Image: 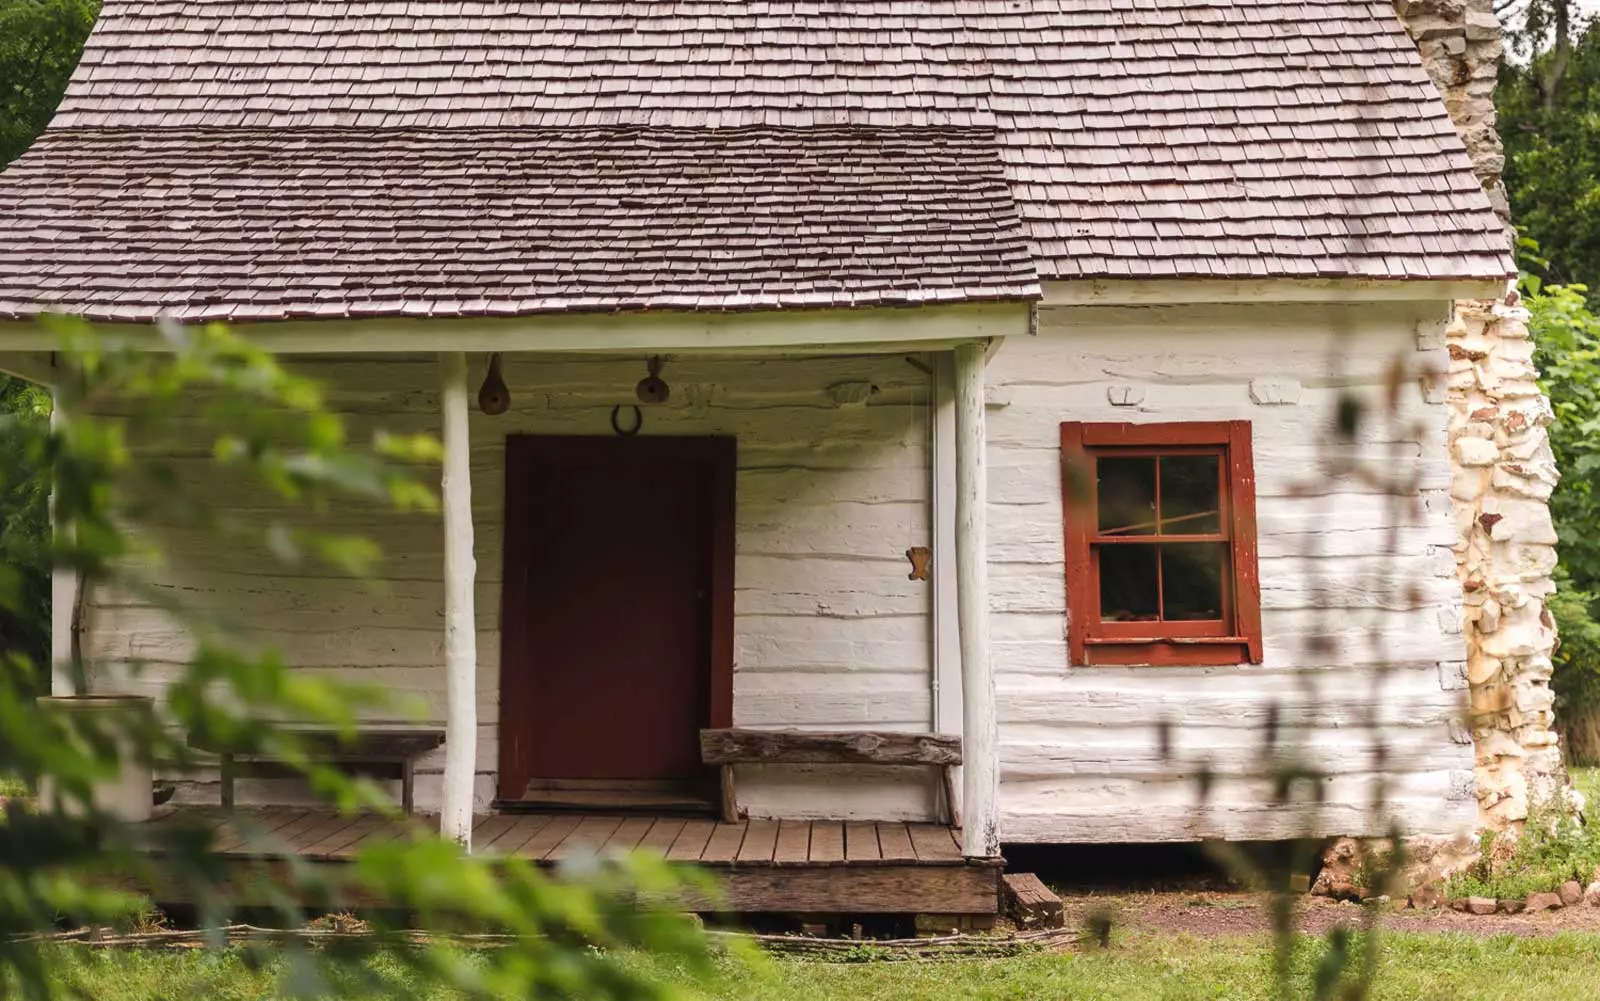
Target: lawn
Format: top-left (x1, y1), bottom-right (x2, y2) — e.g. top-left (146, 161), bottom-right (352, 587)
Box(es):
top-left (1576, 766), bottom-right (1598, 806)
top-left (39, 931), bottom-right (1600, 1001)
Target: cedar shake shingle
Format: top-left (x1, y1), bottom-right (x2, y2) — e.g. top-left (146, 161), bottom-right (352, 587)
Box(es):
top-left (0, 1), bottom-right (1513, 321)
top-left (0, 128), bottom-right (1036, 321)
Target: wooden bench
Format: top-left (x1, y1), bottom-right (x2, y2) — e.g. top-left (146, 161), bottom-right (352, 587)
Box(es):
top-left (699, 728), bottom-right (963, 825)
top-left (189, 727), bottom-right (445, 815)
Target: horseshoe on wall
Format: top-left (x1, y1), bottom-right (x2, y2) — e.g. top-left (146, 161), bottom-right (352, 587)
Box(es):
top-left (610, 404), bottom-right (643, 437)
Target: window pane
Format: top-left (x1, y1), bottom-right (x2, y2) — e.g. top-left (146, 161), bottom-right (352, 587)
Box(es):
top-left (1159, 455), bottom-right (1221, 535)
top-left (1099, 544), bottom-right (1159, 621)
top-left (1162, 543), bottom-right (1227, 621)
top-left (1097, 457), bottom-right (1156, 536)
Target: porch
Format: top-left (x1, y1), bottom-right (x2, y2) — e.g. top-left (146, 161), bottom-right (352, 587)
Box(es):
top-left (31, 304), bottom-right (1030, 871)
top-left (138, 807), bottom-right (1002, 917)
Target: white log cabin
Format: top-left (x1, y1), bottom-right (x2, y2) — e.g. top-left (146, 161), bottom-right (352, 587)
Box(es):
top-left (0, 1), bottom-right (1514, 907)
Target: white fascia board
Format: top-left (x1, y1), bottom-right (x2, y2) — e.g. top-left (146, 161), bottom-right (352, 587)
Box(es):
top-left (1041, 278), bottom-right (1510, 307)
top-left (0, 302), bottom-right (1034, 355)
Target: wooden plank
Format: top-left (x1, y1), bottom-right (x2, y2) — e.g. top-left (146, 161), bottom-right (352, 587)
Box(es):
top-left (699, 822), bottom-right (748, 864)
top-left (713, 865), bottom-right (999, 915)
top-left (202, 816), bottom-right (242, 856)
top-left (479, 815), bottom-right (552, 857)
top-left (736, 819), bottom-right (779, 864)
top-left (844, 822), bottom-right (881, 863)
top-left (1001, 873), bottom-right (1065, 929)
top-left (515, 814), bottom-right (584, 861)
top-left (634, 819), bottom-right (687, 860)
top-left (303, 813), bottom-right (387, 859)
top-left (285, 813), bottom-right (363, 854)
top-left (666, 819), bottom-right (716, 862)
top-left (254, 808), bottom-right (311, 837)
top-left (261, 811), bottom-right (335, 854)
top-left (718, 766), bottom-right (739, 823)
top-left (333, 817), bottom-right (406, 859)
top-left (547, 817), bottom-right (622, 863)
top-left (907, 824), bottom-right (963, 863)
top-left (513, 788), bottom-right (714, 812)
top-left (700, 728), bottom-right (961, 766)
top-left (189, 727), bottom-right (444, 759)
top-left (469, 814), bottom-right (520, 850)
top-left (875, 822), bottom-right (917, 862)
top-left (808, 821), bottom-right (844, 863)
top-left (133, 854), bottom-right (1001, 915)
top-left (772, 820), bottom-right (811, 864)
top-left (599, 817), bottom-right (656, 857)
top-left (211, 811), bottom-right (287, 855)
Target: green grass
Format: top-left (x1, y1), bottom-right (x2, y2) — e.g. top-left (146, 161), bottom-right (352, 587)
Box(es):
top-left (1575, 766), bottom-right (1599, 807)
top-left (35, 931), bottom-right (1600, 1001)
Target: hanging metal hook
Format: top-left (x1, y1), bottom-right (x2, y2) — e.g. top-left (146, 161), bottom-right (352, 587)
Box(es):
top-left (610, 404), bottom-right (643, 436)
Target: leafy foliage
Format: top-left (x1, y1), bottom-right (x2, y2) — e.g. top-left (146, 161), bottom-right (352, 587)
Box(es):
top-left (1526, 282), bottom-right (1600, 586)
top-left (1520, 279), bottom-right (1600, 763)
top-left (0, 318), bottom-right (717, 1000)
top-left (0, 375), bottom-right (50, 685)
top-left (1444, 796), bottom-right (1600, 899)
top-left (0, 0), bottom-right (99, 167)
top-left (1498, 15), bottom-right (1600, 300)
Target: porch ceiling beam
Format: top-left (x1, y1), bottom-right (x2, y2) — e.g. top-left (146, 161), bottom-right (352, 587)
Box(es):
top-left (1041, 277), bottom-right (1508, 307)
top-left (0, 351), bottom-right (56, 385)
top-left (953, 341), bottom-right (998, 859)
top-left (438, 352), bottom-right (478, 848)
top-left (0, 302), bottom-right (1033, 355)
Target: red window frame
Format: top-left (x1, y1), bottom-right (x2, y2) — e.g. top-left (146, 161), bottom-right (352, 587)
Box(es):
top-left (1060, 421), bottom-right (1263, 667)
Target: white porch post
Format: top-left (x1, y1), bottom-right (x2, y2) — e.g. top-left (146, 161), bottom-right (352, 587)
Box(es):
top-left (49, 386), bottom-right (82, 696)
top-left (438, 352), bottom-right (478, 848)
top-left (952, 342), bottom-right (998, 858)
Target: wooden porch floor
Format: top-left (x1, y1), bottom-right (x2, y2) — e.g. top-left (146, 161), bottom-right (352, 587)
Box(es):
top-left (141, 808), bottom-right (1001, 915)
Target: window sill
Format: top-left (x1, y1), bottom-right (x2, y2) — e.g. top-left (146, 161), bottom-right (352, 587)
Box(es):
top-left (1086, 636), bottom-right (1248, 646)
top-left (1079, 638), bottom-right (1253, 667)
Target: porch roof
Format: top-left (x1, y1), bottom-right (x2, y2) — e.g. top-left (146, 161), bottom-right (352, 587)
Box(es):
top-left (0, 0), bottom-right (1514, 323)
top-left (0, 126), bottom-right (1038, 322)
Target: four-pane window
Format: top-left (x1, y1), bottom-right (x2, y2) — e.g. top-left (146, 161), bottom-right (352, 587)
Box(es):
top-left (1060, 421), bottom-right (1263, 666)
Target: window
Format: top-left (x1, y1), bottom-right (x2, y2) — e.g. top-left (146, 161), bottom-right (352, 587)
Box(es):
top-left (1060, 421), bottom-right (1263, 666)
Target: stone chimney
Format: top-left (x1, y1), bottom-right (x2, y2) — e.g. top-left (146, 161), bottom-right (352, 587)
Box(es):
top-left (1395, 0), bottom-right (1569, 830)
top-left (1396, 0), bottom-right (1511, 226)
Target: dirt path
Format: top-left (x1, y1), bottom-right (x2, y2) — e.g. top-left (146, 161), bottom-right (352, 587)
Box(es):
top-left (1060, 891), bottom-right (1600, 939)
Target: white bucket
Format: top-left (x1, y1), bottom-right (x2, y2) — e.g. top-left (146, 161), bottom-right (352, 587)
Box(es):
top-left (36, 695), bottom-right (156, 823)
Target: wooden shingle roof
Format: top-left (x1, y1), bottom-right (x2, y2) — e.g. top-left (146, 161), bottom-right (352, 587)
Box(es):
top-left (1, 127), bottom-right (1036, 321)
top-left (0, 0), bottom-right (1514, 322)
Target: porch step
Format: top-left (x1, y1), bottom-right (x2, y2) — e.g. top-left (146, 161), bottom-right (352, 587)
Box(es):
top-left (1001, 872), bottom-right (1064, 929)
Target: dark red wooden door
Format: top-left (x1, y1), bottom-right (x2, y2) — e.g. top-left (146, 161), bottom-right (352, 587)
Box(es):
top-left (497, 436), bottom-right (734, 801)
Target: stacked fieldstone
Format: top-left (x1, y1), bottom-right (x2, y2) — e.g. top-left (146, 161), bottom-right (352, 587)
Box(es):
top-left (1447, 299), bottom-right (1566, 826)
top-left (1395, 0), bottom-right (1569, 830)
top-left (1396, 0), bottom-right (1510, 223)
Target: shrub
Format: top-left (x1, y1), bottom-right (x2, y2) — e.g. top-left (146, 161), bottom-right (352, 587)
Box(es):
top-left (1446, 798), bottom-right (1600, 899)
top-left (1526, 281), bottom-right (1600, 765)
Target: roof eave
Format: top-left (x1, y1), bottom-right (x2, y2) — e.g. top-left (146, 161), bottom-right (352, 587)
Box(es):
top-left (0, 299), bottom-right (1037, 356)
top-left (1040, 276), bottom-right (1513, 307)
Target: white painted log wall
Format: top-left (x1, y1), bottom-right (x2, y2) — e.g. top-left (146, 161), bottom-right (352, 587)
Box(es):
top-left (77, 300), bottom-right (1478, 840)
top-left (988, 302), bottom-right (1477, 842)
top-left (82, 352), bottom-right (935, 817)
